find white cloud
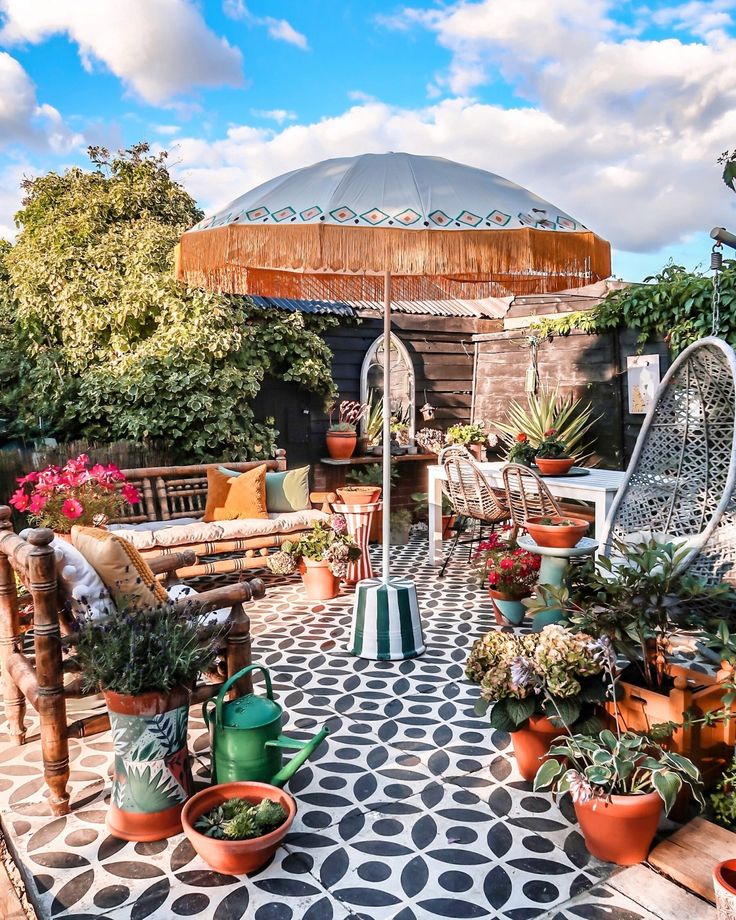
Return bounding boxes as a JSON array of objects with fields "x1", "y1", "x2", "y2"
[
  {"x1": 153, "y1": 124, "x2": 181, "y2": 136},
  {"x1": 250, "y1": 109, "x2": 297, "y2": 124},
  {"x1": 0, "y1": 0, "x2": 243, "y2": 106},
  {"x1": 0, "y1": 51, "x2": 80, "y2": 153},
  {"x1": 647, "y1": 1, "x2": 736, "y2": 40},
  {"x1": 222, "y1": 1, "x2": 309, "y2": 50}
]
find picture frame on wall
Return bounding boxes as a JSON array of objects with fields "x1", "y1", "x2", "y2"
[{"x1": 627, "y1": 354, "x2": 660, "y2": 414}]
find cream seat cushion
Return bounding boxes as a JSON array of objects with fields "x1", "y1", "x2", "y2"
[{"x1": 111, "y1": 509, "x2": 328, "y2": 552}]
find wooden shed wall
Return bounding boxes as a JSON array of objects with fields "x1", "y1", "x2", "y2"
[
  {"x1": 472, "y1": 328, "x2": 670, "y2": 470},
  {"x1": 251, "y1": 313, "x2": 500, "y2": 466}
]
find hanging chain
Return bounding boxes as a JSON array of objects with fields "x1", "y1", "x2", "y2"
[{"x1": 711, "y1": 243, "x2": 724, "y2": 337}]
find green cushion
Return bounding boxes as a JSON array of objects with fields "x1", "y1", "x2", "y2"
[{"x1": 218, "y1": 465, "x2": 311, "y2": 514}]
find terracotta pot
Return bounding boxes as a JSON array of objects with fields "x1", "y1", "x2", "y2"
[
  {"x1": 441, "y1": 514, "x2": 456, "y2": 537},
  {"x1": 489, "y1": 588, "x2": 528, "y2": 626},
  {"x1": 574, "y1": 791, "x2": 662, "y2": 865},
  {"x1": 299, "y1": 558, "x2": 340, "y2": 600},
  {"x1": 104, "y1": 685, "x2": 193, "y2": 841},
  {"x1": 468, "y1": 443, "x2": 487, "y2": 462},
  {"x1": 336, "y1": 486, "x2": 381, "y2": 505},
  {"x1": 524, "y1": 515, "x2": 589, "y2": 549},
  {"x1": 182, "y1": 781, "x2": 296, "y2": 875},
  {"x1": 534, "y1": 457, "x2": 575, "y2": 476},
  {"x1": 326, "y1": 430, "x2": 356, "y2": 460},
  {"x1": 511, "y1": 715, "x2": 561, "y2": 782},
  {"x1": 714, "y1": 859, "x2": 736, "y2": 919},
  {"x1": 53, "y1": 531, "x2": 73, "y2": 543}
]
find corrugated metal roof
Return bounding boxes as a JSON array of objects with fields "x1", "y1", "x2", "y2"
[{"x1": 248, "y1": 295, "x2": 507, "y2": 319}]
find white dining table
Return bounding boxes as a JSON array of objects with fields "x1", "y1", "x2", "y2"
[{"x1": 427, "y1": 461, "x2": 626, "y2": 565}]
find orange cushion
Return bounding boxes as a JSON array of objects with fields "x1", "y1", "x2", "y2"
[
  {"x1": 71, "y1": 526, "x2": 168, "y2": 611},
  {"x1": 212, "y1": 465, "x2": 268, "y2": 521},
  {"x1": 203, "y1": 467, "x2": 235, "y2": 523}
]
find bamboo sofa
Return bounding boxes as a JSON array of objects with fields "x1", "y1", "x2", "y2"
[
  {"x1": 0, "y1": 508, "x2": 267, "y2": 816},
  {"x1": 107, "y1": 450, "x2": 336, "y2": 580}
]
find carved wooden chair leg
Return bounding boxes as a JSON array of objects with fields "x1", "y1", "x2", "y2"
[
  {"x1": 0, "y1": 532, "x2": 26, "y2": 745},
  {"x1": 28, "y1": 530, "x2": 70, "y2": 816},
  {"x1": 226, "y1": 602, "x2": 253, "y2": 698}
]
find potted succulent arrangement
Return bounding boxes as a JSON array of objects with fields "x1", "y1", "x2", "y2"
[
  {"x1": 325, "y1": 399, "x2": 369, "y2": 460},
  {"x1": 267, "y1": 515, "x2": 361, "y2": 600},
  {"x1": 530, "y1": 539, "x2": 736, "y2": 778},
  {"x1": 534, "y1": 727, "x2": 704, "y2": 865},
  {"x1": 473, "y1": 531, "x2": 541, "y2": 625},
  {"x1": 506, "y1": 432, "x2": 537, "y2": 467},
  {"x1": 466, "y1": 625, "x2": 609, "y2": 780},
  {"x1": 415, "y1": 427, "x2": 447, "y2": 455},
  {"x1": 446, "y1": 421, "x2": 488, "y2": 462},
  {"x1": 10, "y1": 453, "x2": 141, "y2": 537},
  {"x1": 182, "y1": 781, "x2": 295, "y2": 875},
  {"x1": 75, "y1": 598, "x2": 218, "y2": 841},
  {"x1": 533, "y1": 428, "x2": 576, "y2": 476},
  {"x1": 524, "y1": 515, "x2": 590, "y2": 549}
]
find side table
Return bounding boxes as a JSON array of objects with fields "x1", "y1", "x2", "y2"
[{"x1": 332, "y1": 501, "x2": 382, "y2": 586}]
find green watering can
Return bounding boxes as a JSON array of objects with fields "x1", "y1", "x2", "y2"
[{"x1": 203, "y1": 664, "x2": 329, "y2": 787}]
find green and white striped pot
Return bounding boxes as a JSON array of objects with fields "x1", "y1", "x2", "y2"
[{"x1": 349, "y1": 577, "x2": 425, "y2": 660}]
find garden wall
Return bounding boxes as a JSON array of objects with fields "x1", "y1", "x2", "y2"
[{"x1": 472, "y1": 328, "x2": 670, "y2": 469}]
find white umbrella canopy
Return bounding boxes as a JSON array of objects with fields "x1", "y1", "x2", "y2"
[{"x1": 177, "y1": 152, "x2": 611, "y2": 610}]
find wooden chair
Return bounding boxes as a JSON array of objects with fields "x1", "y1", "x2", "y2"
[
  {"x1": 502, "y1": 463, "x2": 563, "y2": 541},
  {"x1": 602, "y1": 337, "x2": 736, "y2": 586},
  {"x1": 0, "y1": 508, "x2": 265, "y2": 816},
  {"x1": 439, "y1": 446, "x2": 510, "y2": 575}
]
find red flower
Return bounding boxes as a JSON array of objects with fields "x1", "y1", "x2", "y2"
[
  {"x1": 10, "y1": 488, "x2": 29, "y2": 512},
  {"x1": 61, "y1": 498, "x2": 84, "y2": 520},
  {"x1": 544, "y1": 428, "x2": 557, "y2": 437},
  {"x1": 516, "y1": 432, "x2": 528, "y2": 442},
  {"x1": 499, "y1": 557, "x2": 514, "y2": 570}
]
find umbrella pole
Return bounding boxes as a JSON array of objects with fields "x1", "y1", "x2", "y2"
[{"x1": 382, "y1": 270, "x2": 392, "y2": 583}]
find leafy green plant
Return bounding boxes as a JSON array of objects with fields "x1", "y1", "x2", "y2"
[
  {"x1": 494, "y1": 386, "x2": 599, "y2": 463},
  {"x1": 75, "y1": 599, "x2": 219, "y2": 695},
  {"x1": 535, "y1": 429, "x2": 570, "y2": 459},
  {"x1": 346, "y1": 462, "x2": 398, "y2": 488},
  {"x1": 194, "y1": 797, "x2": 287, "y2": 840},
  {"x1": 410, "y1": 490, "x2": 453, "y2": 516},
  {"x1": 466, "y1": 625, "x2": 609, "y2": 733},
  {"x1": 328, "y1": 399, "x2": 368, "y2": 433},
  {"x1": 267, "y1": 516, "x2": 361, "y2": 577},
  {"x1": 0, "y1": 144, "x2": 338, "y2": 459},
  {"x1": 364, "y1": 390, "x2": 383, "y2": 445},
  {"x1": 446, "y1": 421, "x2": 487, "y2": 446},
  {"x1": 711, "y1": 754, "x2": 736, "y2": 829},
  {"x1": 507, "y1": 432, "x2": 537, "y2": 465},
  {"x1": 534, "y1": 728, "x2": 704, "y2": 815}
]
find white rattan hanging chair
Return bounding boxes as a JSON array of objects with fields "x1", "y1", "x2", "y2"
[{"x1": 602, "y1": 336, "x2": 736, "y2": 585}]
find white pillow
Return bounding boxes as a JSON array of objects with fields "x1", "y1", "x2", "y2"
[
  {"x1": 50, "y1": 535, "x2": 117, "y2": 620},
  {"x1": 167, "y1": 583, "x2": 232, "y2": 624}
]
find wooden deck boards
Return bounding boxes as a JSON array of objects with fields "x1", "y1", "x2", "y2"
[{"x1": 648, "y1": 816, "x2": 736, "y2": 903}]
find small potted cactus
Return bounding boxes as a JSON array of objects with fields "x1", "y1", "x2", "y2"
[{"x1": 325, "y1": 399, "x2": 368, "y2": 460}]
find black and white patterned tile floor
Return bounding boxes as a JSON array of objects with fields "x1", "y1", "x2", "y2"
[{"x1": 0, "y1": 539, "x2": 660, "y2": 919}]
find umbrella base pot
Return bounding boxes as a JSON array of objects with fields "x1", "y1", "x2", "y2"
[{"x1": 349, "y1": 577, "x2": 424, "y2": 660}]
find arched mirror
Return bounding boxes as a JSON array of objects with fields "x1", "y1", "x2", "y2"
[{"x1": 360, "y1": 334, "x2": 415, "y2": 445}]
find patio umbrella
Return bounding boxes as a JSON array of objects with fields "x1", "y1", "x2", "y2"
[{"x1": 177, "y1": 152, "x2": 611, "y2": 658}]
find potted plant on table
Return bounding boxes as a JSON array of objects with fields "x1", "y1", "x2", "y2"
[
  {"x1": 446, "y1": 421, "x2": 488, "y2": 462},
  {"x1": 10, "y1": 453, "x2": 141, "y2": 538},
  {"x1": 75, "y1": 598, "x2": 219, "y2": 841},
  {"x1": 524, "y1": 514, "x2": 589, "y2": 549},
  {"x1": 506, "y1": 432, "x2": 537, "y2": 467},
  {"x1": 473, "y1": 531, "x2": 541, "y2": 625},
  {"x1": 467, "y1": 625, "x2": 609, "y2": 781},
  {"x1": 325, "y1": 399, "x2": 368, "y2": 460},
  {"x1": 267, "y1": 515, "x2": 361, "y2": 600},
  {"x1": 533, "y1": 428, "x2": 576, "y2": 476},
  {"x1": 182, "y1": 781, "x2": 295, "y2": 874}
]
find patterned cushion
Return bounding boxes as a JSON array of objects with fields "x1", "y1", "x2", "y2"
[{"x1": 71, "y1": 526, "x2": 169, "y2": 611}]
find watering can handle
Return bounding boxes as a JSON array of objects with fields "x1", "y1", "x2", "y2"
[{"x1": 206, "y1": 664, "x2": 274, "y2": 730}]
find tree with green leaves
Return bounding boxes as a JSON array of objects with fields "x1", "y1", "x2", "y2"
[{"x1": 0, "y1": 144, "x2": 338, "y2": 459}]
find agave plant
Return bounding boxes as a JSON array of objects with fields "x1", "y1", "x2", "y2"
[{"x1": 494, "y1": 386, "x2": 600, "y2": 463}]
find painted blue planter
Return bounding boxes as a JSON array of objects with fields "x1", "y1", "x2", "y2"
[{"x1": 489, "y1": 591, "x2": 527, "y2": 626}]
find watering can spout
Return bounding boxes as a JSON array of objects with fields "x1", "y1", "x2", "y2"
[{"x1": 267, "y1": 727, "x2": 330, "y2": 787}]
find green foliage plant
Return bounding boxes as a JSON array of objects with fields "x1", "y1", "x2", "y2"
[
  {"x1": 75, "y1": 599, "x2": 219, "y2": 696},
  {"x1": 466, "y1": 624, "x2": 609, "y2": 734},
  {"x1": 507, "y1": 432, "x2": 537, "y2": 465},
  {"x1": 0, "y1": 144, "x2": 338, "y2": 459},
  {"x1": 346, "y1": 461, "x2": 398, "y2": 488},
  {"x1": 494, "y1": 386, "x2": 599, "y2": 463},
  {"x1": 267, "y1": 516, "x2": 361, "y2": 577},
  {"x1": 535, "y1": 428, "x2": 570, "y2": 459},
  {"x1": 711, "y1": 754, "x2": 736, "y2": 828},
  {"x1": 194, "y1": 797, "x2": 287, "y2": 840},
  {"x1": 446, "y1": 421, "x2": 487, "y2": 446}
]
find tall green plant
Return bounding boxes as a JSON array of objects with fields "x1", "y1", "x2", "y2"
[{"x1": 493, "y1": 386, "x2": 599, "y2": 462}]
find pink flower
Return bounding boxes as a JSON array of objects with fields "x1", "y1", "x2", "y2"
[
  {"x1": 121, "y1": 483, "x2": 141, "y2": 505},
  {"x1": 64, "y1": 454, "x2": 90, "y2": 473},
  {"x1": 61, "y1": 498, "x2": 84, "y2": 520},
  {"x1": 499, "y1": 557, "x2": 514, "y2": 570},
  {"x1": 10, "y1": 488, "x2": 30, "y2": 512},
  {"x1": 29, "y1": 494, "x2": 47, "y2": 514}
]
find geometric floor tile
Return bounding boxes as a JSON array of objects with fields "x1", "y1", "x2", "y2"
[{"x1": 0, "y1": 538, "x2": 669, "y2": 919}]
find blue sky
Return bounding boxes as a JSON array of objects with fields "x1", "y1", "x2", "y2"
[{"x1": 1, "y1": 0, "x2": 736, "y2": 281}]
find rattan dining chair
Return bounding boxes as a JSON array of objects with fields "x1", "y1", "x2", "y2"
[
  {"x1": 439, "y1": 445, "x2": 510, "y2": 576},
  {"x1": 502, "y1": 463, "x2": 563, "y2": 541}
]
